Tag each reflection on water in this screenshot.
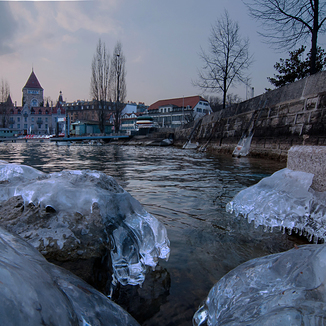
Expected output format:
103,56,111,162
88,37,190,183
0,142,308,326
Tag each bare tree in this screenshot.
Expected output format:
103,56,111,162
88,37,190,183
195,11,252,110
0,79,10,103
226,93,242,106
109,41,126,133
0,79,10,127
90,39,111,133
244,0,326,75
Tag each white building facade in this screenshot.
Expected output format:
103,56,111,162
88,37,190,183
147,95,212,128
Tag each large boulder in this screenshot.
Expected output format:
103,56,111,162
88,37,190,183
0,226,140,326
226,168,326,243
193,244,326,326
0,161,170,286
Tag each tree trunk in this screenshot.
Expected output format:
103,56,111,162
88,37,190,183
310,0,319,75
114,102,120,133
223,76,227,110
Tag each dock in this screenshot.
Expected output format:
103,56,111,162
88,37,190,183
50,135,131,143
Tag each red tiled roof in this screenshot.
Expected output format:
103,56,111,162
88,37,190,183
148,95,208,111
23,70,43,90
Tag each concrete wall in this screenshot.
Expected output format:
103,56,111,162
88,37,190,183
175,71,326,160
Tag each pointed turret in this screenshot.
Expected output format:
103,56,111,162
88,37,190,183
58,91,63,104
22,69,44,107
23,69,43,90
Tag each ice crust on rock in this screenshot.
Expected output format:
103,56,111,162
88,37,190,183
226,168,326,242
193,244,326,326
0,226,140,326
0,162,170,286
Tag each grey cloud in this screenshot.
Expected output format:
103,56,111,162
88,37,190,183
0,2,17,55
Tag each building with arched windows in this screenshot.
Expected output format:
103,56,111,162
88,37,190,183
4,70,66,135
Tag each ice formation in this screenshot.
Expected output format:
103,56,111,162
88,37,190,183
232,133,253,157
0,226,140,326
0,161,170,286
193,243,326,326
226,168,326,242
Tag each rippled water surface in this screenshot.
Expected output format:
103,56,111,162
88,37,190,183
0,142,308,325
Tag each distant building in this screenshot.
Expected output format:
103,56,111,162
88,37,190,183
120,102,149,133
147,95,212,128
0,69,152,136
120,112,140,133
121,102,149,115
4,70,66,135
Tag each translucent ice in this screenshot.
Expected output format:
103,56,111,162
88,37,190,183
0,162,170,286
193,244,326,326
0,226,140,326
232,133,253,157
226,168,326,242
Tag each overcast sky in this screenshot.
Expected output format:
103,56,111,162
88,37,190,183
1,0,325,107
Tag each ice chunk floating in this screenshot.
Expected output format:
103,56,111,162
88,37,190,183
226,168,326,242
193,243,326,326
0,161,170,286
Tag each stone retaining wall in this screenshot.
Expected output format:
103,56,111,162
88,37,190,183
175,71,326,160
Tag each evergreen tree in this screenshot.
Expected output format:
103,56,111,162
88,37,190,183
268,46,326,88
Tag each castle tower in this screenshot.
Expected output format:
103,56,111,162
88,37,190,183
22,69,44,107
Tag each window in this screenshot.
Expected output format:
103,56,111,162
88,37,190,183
31,99,38,107
17,117,20,122
197,108,202,112
31,124,34,130
24,124,27,129
39,109,42,114
31,108,35,115
31,117,34,122
18,109,21,114
45,118,48,122
17,124,20,129
45,124,48,129
24,117,27,122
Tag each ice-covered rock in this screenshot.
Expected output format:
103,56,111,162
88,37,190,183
193,244,326,326
0,162,170,286
226,168,326,242
0,226,140,326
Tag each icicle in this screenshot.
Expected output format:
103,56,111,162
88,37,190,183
108,275,118,299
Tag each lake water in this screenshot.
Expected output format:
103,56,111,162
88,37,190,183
0,142,308,326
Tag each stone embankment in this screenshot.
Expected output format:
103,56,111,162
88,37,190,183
174,71,326,161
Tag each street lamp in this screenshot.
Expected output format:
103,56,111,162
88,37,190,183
115,53,120,133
